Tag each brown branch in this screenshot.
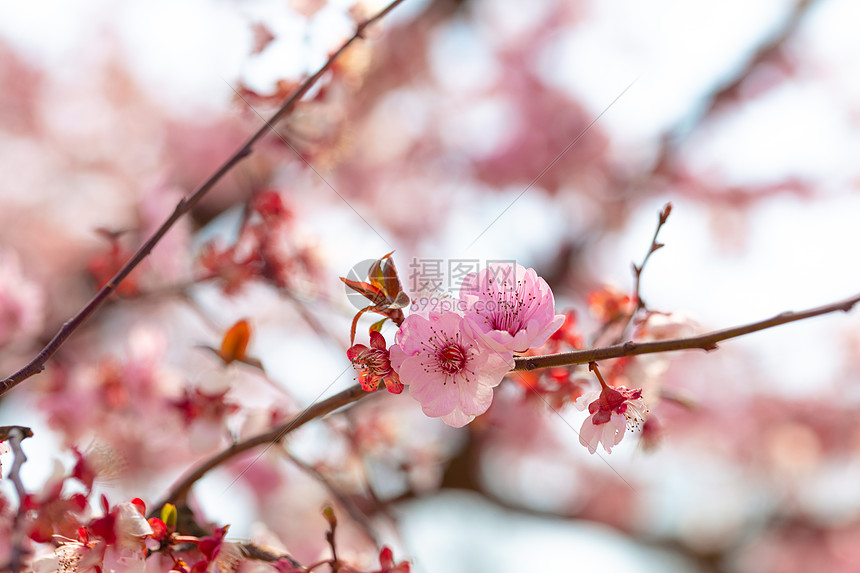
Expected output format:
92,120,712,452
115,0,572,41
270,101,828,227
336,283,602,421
630,202,671,312
516,292,860,371
0,0,407,399
154,384,368,513
154,292,860,512
612,202,672,344
3,426,34,573
236,543,303,569
655,0,819,169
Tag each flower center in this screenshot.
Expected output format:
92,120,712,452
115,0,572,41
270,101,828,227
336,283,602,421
437,344,467,374
355,349,391,375
482,278,536,335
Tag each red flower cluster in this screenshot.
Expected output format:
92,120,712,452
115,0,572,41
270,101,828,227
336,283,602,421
348,331,403,394
198,190,319,295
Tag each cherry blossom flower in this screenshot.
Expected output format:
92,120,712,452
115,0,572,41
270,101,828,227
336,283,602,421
390,312,513,427
460,263,563,353
575,372,648,454
348,331,403,394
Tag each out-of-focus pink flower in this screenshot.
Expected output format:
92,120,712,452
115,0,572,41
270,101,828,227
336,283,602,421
575,384,648,454
390,312,513,427
196,191,321,297
586,284,635,323
347,331,403,394
0,248,44,349
635,311,698,341
460,263,563,353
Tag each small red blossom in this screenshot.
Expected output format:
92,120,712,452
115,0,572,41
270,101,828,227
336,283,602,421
252,190,292,225
148,517,167,541
71,448,97,492
348,331,403,394
548,310,584,350
193,525,229,571
514,309,584,408
576,365,649,454
197,241,264,295
87,229,142,297
171,387,239,426
373,546,411,573
587,285,635,323
585,385,646,426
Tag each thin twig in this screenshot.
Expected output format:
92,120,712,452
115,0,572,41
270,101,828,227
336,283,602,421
613,202,672,342
515,292,860,371
153,384,368,514
653,0,819,172
151,292,860,510
0,0,407,398
630,202,671,312
322,505,340,573
4,426,34,573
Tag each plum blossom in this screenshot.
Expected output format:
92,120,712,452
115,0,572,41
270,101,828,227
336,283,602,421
575,383,648,454
460,263,563,353
348,331,403,394
390,312,513,427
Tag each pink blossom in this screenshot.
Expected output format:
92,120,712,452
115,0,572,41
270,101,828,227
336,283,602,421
390,312,513,427
0,249,44,349
460,263,563,353
575,385,648,454
347,331,403,394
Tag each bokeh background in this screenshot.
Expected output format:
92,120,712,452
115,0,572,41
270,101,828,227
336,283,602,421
1,0,860,571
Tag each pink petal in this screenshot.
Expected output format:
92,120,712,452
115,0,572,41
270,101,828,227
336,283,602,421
441,407,476,428
579,416,602,454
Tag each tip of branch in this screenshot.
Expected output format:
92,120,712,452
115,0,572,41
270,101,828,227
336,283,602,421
660,202,673,222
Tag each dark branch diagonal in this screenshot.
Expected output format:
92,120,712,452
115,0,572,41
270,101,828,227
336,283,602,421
0,0,407,398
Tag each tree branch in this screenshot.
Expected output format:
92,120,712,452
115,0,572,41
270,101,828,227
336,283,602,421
515,292,860,371
152,292,860,512
0,0,407,398
3,426,34,573
154,384,368,513
630,202,671,313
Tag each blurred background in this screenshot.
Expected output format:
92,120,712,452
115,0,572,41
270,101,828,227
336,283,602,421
1,0,860,571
